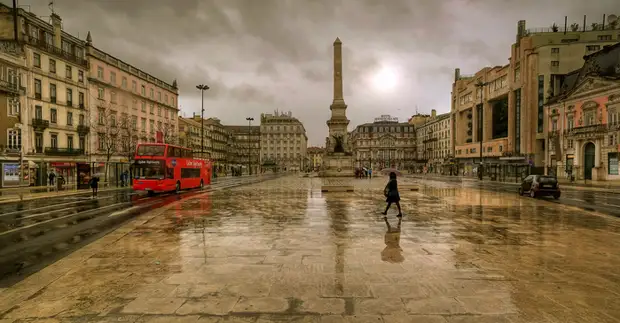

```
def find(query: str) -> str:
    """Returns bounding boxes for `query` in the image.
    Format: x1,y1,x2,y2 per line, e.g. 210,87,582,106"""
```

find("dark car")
519,175,561,199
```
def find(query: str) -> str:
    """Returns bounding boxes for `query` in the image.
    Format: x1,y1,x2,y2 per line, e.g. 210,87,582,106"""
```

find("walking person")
89,175,100,198
382,172,402,218
48,171,56,187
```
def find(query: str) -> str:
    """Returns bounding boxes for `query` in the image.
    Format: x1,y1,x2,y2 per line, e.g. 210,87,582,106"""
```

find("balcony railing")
32,118,49,131
44,147,85,156
77,125,90,134
0,80,19,94
564,124,607,138
24,37,88,67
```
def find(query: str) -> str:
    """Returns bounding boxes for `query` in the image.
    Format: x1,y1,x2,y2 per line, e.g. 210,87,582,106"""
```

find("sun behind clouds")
371,66,398,92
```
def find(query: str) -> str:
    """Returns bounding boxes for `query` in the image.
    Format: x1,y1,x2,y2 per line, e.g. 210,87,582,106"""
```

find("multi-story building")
0,42,27,187
86,33,178,181
203,117,231,173
225,124,261,175
415,110,452,174
452,19,620,177
178,116,202,156
307,146,324,171
544,42,620,181
350,115,417,171
0,6,90,186
259,111,307,171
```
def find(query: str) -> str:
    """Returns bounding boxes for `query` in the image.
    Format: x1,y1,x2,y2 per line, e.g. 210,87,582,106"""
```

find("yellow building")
307,146,324,170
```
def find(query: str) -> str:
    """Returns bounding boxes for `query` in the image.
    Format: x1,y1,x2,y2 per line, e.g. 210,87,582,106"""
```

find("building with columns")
350,115,417,171
453,18,620,177
545,43,620,181
259,111,307,172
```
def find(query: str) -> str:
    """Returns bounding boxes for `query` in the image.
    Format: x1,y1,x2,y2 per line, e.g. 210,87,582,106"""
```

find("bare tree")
157,121,178,145
118,114,140,166
91,103,120,181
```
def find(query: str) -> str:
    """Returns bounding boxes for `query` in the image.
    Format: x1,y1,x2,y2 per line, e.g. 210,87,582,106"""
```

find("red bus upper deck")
132,143,211,194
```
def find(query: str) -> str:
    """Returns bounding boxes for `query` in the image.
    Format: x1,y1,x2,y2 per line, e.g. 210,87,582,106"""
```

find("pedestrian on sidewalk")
89,175,100,198
369,168,372,179
48,171,55,187
382,171,402,218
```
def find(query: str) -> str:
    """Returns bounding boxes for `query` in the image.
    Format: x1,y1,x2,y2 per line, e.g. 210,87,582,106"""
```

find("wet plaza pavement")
0,175,619,323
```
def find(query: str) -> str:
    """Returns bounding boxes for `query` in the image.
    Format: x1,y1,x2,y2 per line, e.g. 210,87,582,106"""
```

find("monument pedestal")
319,153,354,177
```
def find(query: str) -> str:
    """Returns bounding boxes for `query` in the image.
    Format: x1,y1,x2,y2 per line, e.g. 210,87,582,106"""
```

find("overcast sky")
18,0,619,145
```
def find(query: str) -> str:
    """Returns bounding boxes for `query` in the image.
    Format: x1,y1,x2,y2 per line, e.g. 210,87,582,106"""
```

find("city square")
1,175,618,323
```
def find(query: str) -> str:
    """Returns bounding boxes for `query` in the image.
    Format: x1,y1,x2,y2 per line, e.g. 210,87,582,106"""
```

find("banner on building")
156,131,163,143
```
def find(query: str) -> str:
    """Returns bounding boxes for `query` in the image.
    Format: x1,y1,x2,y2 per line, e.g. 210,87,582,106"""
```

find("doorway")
584,142,595,180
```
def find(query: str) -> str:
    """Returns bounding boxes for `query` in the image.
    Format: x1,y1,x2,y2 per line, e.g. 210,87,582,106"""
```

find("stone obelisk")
320,37,354,181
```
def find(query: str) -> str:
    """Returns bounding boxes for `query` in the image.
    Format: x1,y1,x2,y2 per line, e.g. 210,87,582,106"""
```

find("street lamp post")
475,80,488,180
246,117,254,175
196,84,209,159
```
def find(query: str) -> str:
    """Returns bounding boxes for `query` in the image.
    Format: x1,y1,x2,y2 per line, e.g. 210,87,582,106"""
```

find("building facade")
307,146,324,171
415,109,453,174
545,43,620,181
225,124,260,175
178,116,202,156
259,111,307,171
86,34,178,182
453,19,620,177
0,42,27,187
350,115,417,171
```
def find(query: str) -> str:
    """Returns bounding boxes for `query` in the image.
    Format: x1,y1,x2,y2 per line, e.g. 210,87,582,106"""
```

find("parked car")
518,175,561,199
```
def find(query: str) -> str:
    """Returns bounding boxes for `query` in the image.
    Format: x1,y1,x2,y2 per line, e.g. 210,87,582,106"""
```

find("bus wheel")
176,181,181,194
200,180,204,190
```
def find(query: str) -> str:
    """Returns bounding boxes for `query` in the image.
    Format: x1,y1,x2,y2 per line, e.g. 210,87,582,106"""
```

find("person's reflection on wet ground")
381,217,403,263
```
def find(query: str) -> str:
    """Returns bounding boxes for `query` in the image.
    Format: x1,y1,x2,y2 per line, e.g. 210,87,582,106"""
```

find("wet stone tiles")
0,176,619,322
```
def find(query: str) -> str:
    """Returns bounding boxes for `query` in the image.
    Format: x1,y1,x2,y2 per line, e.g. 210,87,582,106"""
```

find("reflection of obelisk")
320,38,354,180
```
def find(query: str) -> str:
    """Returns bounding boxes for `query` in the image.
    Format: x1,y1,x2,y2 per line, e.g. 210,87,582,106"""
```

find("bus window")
181,168,201,178
137,145,165,156
134,160,164,179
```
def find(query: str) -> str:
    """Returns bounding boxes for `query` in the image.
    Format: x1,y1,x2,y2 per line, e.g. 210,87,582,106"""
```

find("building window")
132,80,137,92
552,119,557,131
132,99,138,110
141,101,146,112
110,113,117,127
35,105,42,119
122,77,127,89
110,91,117,103
610,134,618,146
98,109,105,125
51,134,58,148
586,45,601,52
7,129,20,149
67,111,73,126
79,92,84,108
78,70,84,83
537,76,544,133
150,103,154,114
608,153,619,175
584,111,595,126
551,48,559,53
132,115,138,129
567,117,574,129
97,66,104,79
33,53,41,67
141,118,146,130
551,61,559,67
66,89,73,106
157,106,162,116
598,35,612,41
150,88,154,98
609,111,618,125
49,83,56,103
79,114,85,126
171,97,175,107
50,108,57,123
98,133,105,150
7,97,19,116
65,65,72,79
67,135,74,149
79,136,85,151
141,85,146,96
98,87,104,99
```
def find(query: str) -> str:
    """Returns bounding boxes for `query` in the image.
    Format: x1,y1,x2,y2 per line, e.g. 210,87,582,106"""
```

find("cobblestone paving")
1,176,619,322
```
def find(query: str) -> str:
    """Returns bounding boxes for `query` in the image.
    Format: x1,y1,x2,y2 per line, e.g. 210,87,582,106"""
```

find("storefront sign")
2,163,20,187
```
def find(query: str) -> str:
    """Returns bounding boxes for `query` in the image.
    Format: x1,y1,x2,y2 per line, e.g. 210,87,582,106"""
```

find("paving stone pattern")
0,176,619,322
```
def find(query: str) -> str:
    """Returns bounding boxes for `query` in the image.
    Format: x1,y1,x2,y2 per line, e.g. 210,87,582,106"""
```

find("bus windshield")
137,145,166,156
134,160,165,180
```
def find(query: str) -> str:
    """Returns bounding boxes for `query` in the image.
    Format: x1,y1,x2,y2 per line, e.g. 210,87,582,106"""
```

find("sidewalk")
408,173,620,193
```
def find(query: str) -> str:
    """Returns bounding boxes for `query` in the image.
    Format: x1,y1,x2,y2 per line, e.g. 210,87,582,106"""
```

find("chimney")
431,109,437,118
51,13,62,48
454,68,460,82
516,20,526,43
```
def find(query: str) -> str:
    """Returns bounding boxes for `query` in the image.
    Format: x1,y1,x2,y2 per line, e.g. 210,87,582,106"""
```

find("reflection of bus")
132,143,212,195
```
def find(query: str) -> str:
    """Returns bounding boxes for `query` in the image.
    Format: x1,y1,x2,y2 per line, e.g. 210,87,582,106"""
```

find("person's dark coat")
89,177,100,189
384,178,400,202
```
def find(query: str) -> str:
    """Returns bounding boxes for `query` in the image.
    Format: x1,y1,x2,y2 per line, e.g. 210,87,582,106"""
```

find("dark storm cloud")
19,0,620,145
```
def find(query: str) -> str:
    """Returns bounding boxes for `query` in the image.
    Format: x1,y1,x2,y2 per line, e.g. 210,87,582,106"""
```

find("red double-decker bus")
132,143,211,195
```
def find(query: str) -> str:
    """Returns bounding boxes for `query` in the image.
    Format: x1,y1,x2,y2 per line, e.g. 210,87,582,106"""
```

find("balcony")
44,147,84,156
2,146,21,155
24,37,88,67
77,125,90,135
549,130,560,138
32,118,49,131
564,124,607,139
0,79,19,94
